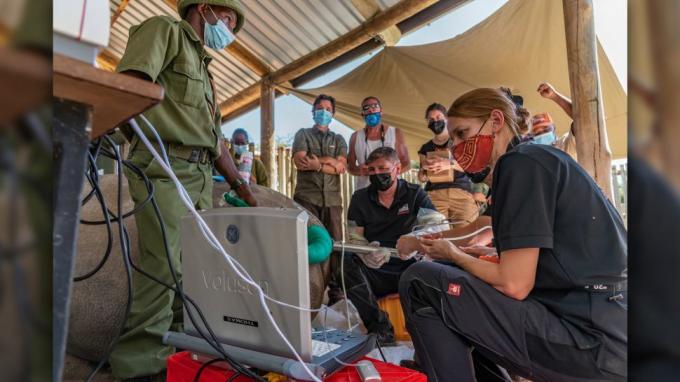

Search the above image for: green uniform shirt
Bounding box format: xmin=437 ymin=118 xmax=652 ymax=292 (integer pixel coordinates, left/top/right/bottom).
xmin=117 ymin=16 xmax=221 ymax=156
xmin=292 ymin=127 xmax=348 ymax=207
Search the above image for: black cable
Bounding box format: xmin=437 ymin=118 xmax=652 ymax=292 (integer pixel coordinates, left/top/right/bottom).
xmin=77 ymin=138 xmax=265 ymax=381
xmin=80 ymin=140 xmax=103 ymax=206
xmin=113 ymin=152 xmax=263 ymax=380
xmin=84 ymin=136 xmax=134 ymax=382
xmin=73 ymin=159 xmax=115 ymax=282
xmin=142 ymin=174 xmax=264 ymax=381
xmin=226 ymin=371 xmax=241 ymax=382
xmin=375 ymin=340 xmax=388 ymax=363
xmin=192 ymin=358 xmax=225 ymax=382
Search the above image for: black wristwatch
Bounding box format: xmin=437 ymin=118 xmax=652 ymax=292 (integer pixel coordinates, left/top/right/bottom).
xmin=230 ymin=177 xmax=247 ymax=190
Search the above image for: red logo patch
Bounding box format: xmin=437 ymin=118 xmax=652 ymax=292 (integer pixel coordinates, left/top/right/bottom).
xmin=447 ymin=283 xmax=461 ymax=297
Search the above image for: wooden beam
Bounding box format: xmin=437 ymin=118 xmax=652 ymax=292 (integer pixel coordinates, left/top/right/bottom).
xmin=226 ymin=41 xmax=273 ymax=77
xmin=163 ymin=0 xmax=273 ymax=78
xmin=260 ymin=80 xmax=276 ymax=187
xmin=351 ymin=0 xmax=402 ymax=46
xmin=562 ymin=0 xmax=613 ymax=199
xmin=111 ymin=0 xmax=131 ymax=27
xmin=220 ymin=0 xmax=438 ymax=119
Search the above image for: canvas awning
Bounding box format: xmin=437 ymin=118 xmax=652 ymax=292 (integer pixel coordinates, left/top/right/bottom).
xmin=290 ymin=0 xmax=627 ymax=159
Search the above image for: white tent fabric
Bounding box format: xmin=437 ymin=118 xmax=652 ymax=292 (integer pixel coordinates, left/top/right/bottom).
xmin=290 ymin=0 xmax=627 ymax=159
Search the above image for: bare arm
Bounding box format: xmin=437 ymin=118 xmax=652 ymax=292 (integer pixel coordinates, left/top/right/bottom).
xmin=537 ymin=82 xmax=573 ymax=119
xmin=552 ymin=94 xmax=573 ymax=119
xmin=418 ymin=154 xmax=428 ymax=182
xmin=395 ymin=128 xmax=411 ymax=173
xmin=347 ymin=133 xmax=365 ymax=176
xmin=421 ymin=238 xmax=539 ymax=300
xmin=319 ymin=156 xmax=347 ymax=175
xmin=214 ymin=142 xmax=257 ymax=206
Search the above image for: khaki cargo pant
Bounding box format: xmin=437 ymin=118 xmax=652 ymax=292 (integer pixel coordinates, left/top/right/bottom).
xmin=428 ymin=187 xmax=479 ymax=225
xmin=109 ymin=149 xmax=213 ymax=379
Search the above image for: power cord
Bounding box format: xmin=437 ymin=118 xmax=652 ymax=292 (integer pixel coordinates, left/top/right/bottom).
xmin=79 ymin=137 xmax=264 ymax=382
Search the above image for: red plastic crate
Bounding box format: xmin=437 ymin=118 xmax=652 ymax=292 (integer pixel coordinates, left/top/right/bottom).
xmin=167 ymin=351 xmax=426 ymax=382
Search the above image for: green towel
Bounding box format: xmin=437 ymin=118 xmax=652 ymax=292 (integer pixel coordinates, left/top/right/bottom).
xmin=223 ymin=192 xmax=250 ymax=207
xmin=307 ymin=225 xmax=333 ymax=264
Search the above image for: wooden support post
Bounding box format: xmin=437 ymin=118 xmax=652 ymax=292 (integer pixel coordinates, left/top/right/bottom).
xmin=277 ymin=145 xmax=285 ymax=194
xmin=562 ymin=0 xmax=613 ymax=199
xmin=260 ymin=79 xmax=276 ymax=189
xmin=285 ymin=147 xmax=293 ymax=196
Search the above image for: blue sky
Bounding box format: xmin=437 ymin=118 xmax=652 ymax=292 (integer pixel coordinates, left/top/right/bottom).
xmin=222 ymin=0 xmax=627 ymax=146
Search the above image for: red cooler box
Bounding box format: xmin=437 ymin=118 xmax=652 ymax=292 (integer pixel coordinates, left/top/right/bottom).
xmin=167 ymin=351 xmax=426 ymax=382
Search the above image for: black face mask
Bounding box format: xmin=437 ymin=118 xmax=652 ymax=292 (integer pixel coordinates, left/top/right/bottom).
xmin=369 ymin=172 xmax=394 ymax=191
xmin=466 ymin=166 xmax=491 ymax=184
xmin=428 ymin=120 xmax=446 ymax=135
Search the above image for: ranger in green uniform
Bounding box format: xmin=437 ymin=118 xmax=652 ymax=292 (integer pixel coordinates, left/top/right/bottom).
xmin=109 ymin=1 xmax=256 ymax=380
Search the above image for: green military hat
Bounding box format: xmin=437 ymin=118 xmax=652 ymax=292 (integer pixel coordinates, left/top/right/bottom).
xmin=177 ymin=0 xmax=245 ymax=34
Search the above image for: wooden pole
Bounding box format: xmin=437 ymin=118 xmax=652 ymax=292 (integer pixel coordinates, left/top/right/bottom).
xmin=562 ymin=0 xmax=613 ymax=199
xmin=260 ymin=79 xmax=276 ymax=189
xmin=220 ymin=0 xmax=438 ymax=119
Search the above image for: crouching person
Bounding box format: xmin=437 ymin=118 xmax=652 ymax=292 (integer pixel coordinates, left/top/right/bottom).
xmin=341 ymin=147 xmax=434 ymax=345
xmin=398 ymin=88 xmax=627 ymax=381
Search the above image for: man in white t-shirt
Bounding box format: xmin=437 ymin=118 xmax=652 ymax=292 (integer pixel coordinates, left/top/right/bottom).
xmin=347 ymin=96 xmax=410 ymax=190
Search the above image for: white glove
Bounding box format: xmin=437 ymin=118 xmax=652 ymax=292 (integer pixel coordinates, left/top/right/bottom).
xmin=359 ymin=241 xmax=391 ymax=269
xmin=348 ymin=231 xmax=370 ymax=246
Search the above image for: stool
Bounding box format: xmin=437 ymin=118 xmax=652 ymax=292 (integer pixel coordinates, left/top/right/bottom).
xmin=377 ymin=294 xmax=411 ymax=342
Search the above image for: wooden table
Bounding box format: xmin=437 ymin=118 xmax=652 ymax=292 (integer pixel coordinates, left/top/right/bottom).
xmin=53 ymin=53 xmax=163 ymax=382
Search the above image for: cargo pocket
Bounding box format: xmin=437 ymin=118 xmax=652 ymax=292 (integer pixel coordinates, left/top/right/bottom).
xmin=170 ymin=60 xmax=204 ymax=108
xmin=525 ymin=321 xmax=604 ymax=379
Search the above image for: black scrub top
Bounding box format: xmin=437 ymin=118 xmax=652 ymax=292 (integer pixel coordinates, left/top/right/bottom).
xmin=348 ymin=179 xmax=434 ymax=249
xmin=491 ymin=144 xmax=627 ymax=338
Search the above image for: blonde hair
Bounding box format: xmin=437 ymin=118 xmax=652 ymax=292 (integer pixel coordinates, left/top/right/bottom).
xmin=447 ymin=88 xmax=530 ymax=136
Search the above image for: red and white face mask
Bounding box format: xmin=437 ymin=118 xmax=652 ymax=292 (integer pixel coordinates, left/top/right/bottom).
xmin=452 ymin=119 xmax=495 ymax=173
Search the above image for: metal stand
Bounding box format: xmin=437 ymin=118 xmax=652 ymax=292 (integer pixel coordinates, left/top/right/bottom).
xmin=53 ymin=99 xmax=92 ymax=382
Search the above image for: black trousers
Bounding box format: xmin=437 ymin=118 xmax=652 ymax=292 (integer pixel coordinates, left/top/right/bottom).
xmin=341 ymin=253 xmax=415 ymax=335
xmin=399 ymin=261 xmax=627 ymax=382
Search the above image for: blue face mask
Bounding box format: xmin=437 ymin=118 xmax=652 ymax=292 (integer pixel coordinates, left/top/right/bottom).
xmin=233 ymin=144 xmax=248 ymax=155
xmin=313 ymin=109 xmax=333 ymax=126
xmin=364 ymin=112 xmax=381 ymax=127
xmin=533 ymin=131 xmax=556 ymax=146
xmin=202 ymin=7 xmax=235 ymax=50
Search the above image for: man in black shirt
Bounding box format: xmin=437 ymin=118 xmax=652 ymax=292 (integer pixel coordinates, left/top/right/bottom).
xmin=398 ymin=88 xmax=626 ymax=381
xmin=342 ymin=147 xmax=434 ymax=344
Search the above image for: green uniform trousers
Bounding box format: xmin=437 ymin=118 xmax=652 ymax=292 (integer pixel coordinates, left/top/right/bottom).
xmin=109 ymin=149 xmax=213 ymax=379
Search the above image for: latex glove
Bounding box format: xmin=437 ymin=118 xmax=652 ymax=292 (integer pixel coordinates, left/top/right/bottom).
xmin=348 ymin=231 xmax=370 ymax=246
xmin=359 ymin=241 xmax=391 ymax=269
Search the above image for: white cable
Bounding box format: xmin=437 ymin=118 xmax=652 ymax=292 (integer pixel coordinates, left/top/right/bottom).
xmin=442 ymin=225 xmax=492 ymax=241
xmin=129 ymin=119 xmax=322 ymax=382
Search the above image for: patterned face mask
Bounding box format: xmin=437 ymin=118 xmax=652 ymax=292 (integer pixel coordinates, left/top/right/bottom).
xmin=452 ymin=119 xmax=495 ymax=173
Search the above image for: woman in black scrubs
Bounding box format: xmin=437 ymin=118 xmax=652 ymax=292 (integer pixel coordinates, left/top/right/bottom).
xmin=397 ymin=88 xmax=627 ymax=381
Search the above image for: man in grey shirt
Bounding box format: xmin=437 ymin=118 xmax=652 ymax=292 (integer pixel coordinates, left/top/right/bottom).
xmin=293 ymin=94 xmax=348 ymax=302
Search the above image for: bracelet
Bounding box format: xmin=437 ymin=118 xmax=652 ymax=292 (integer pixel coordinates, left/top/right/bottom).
xmin=317 ymin=163 xmax=323 ymax=172
xmin=230 ymin=177 xmax=247 ymax=189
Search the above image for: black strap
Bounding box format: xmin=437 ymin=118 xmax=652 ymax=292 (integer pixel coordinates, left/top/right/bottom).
xmin=364 ymin=124 xmax=386 ymax=162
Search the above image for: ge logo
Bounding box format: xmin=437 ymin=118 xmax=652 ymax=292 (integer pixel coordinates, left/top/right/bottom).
xmin=226 ymin=225 xmax=239 ymax=244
